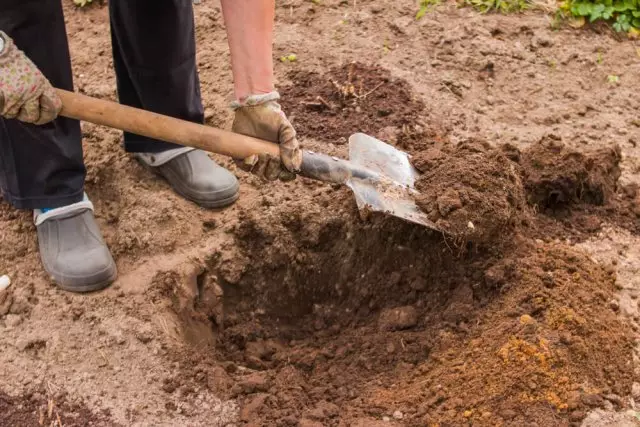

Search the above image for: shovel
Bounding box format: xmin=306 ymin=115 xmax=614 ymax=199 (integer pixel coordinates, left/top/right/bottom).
xmin=56 ymin=89 xmax=439 ymax=231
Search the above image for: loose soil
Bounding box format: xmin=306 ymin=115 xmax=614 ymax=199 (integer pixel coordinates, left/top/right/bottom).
xmin=0 ymin=391 xmax=116 ymax=427
xmin=521 ymin=138 xmax=622 ymax=209
xmin=412 ymin=139 xmax=527 ymax=244
xmin=280 ymin=62 xmax=425 ymax=145
xmin=215 ymin=196 xmax=635 ymax=426
xmin=1 ymin=1 xmax=640 ymax=426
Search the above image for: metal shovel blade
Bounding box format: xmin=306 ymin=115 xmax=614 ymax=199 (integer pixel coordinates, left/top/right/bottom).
xmin=345 ymin=133 xmax=439 ymax=230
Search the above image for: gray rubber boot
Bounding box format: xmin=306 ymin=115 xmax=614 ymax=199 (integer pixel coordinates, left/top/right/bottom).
xmin=136 ymin=148 xmax=240 ymax=208
xmin=34 ymin=196 xmax=117 ymax=293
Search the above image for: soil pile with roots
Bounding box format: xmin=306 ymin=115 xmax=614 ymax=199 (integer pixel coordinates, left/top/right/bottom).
xmin=280 ymin=62 xmax=425 ymax=144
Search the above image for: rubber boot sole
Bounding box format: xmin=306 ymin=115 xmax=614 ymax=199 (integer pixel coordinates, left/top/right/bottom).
xmin=138 ymin=159 xmax=240 ymax=209
xmin=53 ymin=262 xmax=118 ymax=293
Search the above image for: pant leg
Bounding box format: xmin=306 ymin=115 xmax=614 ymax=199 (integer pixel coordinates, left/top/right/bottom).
xmin=109 ymin=0 xmax=204 ymax=153
xmin=0 ymin=0 xmax=85 ymax=210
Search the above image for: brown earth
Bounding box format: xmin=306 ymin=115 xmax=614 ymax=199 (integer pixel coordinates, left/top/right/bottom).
xmin=0 ymin=391 xmax=116 ymax=427
xmin=1 ymin=1 xmax=640 ymax=426
xmin=412 ymin=139 xmax=527 ymax=244
xmin=213 ymin=194 xmax=635 ymax=426
xmin=280 ymin=62 xmax=425 ymax=145
xmin=520 ymin=138 xmax=622 ymax=209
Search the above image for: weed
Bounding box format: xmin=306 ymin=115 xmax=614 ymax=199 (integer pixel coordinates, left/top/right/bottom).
xmin=416 ymin=0 xmax=441 ymax=19
xmin=465 ymin=0 xmax=530 ymax=14
xmin=280 ymin=54 xmax=298 ymax=63
xmin=383 ymin=38 xmax=392 ymax=53
xmin=607 ymin=74 xmax=620 ymax=84
xmin=558 ymin=0 xmax=640 ymax=32
xmin=73 ymin=0 xmax=93 ymax=6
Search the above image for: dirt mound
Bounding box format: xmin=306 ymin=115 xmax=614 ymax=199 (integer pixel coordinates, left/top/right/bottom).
xmin=279 ymin=62 xmax=425 ymax=144
xmin=377 ymin=241 xmax=634 ymax=426
xmin=202 ymin=192 xmax=634 ymax=426
xmin=520 ymin=138 xmax=622 ymax=209
xmin=412 ymin=139 xmax=527 ymax=244
xmin=511 ymin=139 xmax=638 ymax=238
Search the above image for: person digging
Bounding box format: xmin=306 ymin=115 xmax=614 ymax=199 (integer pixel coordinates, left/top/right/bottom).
xmin=0 ymin=0 xmax=301 ymax=293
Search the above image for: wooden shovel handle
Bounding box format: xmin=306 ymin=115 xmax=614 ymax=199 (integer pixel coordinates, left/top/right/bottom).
xmin=56 ymin=89 xmax=280 ymax=159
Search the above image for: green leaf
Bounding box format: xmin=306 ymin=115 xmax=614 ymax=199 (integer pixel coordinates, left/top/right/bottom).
xmin=633 ymin=17 xmax=640 ymax=27
xmin=613 ymin=1 xmax=629 ymax=11
xmin=589 ymin=3 xmax=605 ymax=20
xmin=576 ymin=2 xmax=593 ymax=15
xmin=416 ymin=5 xmax=428 ymax=19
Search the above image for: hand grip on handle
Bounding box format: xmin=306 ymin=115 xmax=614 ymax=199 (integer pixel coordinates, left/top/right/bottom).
xmin=56 ymin=89 xmax=280 ymax=160
xmin=56 ymin=89 xmax=371 ymax=186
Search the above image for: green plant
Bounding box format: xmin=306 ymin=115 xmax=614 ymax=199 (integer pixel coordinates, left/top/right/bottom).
xmin=416 ymin=0 xmax=441 ymax=19
xmin=559 ymin=0 xmax=640 ymax=32
xmin=279 ymin=54 xmax=298 ymax=63
xmin=383 ymin=38 xmax=392 ymax=53
xmin=73 ymin=0 xmax=93 ymax=6
xmin=465 ymin=0 xmax=529 ymax=14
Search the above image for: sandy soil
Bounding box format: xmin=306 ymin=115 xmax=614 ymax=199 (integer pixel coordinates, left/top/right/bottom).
xmin=1 ymin=0 xmax=639 ymax=426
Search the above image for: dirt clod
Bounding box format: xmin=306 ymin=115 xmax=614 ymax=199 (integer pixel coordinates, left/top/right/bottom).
xmin=238 ymin=372 xmax=270 ymax=394
xmin=521 ymin=139 xmax=621 ymax=209
xmin=412 ymin=140 xmax=527 ymax=243
xmin=240 ymin=393 xmax=269 ymax=422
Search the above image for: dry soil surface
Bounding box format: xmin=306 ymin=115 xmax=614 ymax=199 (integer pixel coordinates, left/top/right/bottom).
xmin=1 ymin=1 xmax=640 ymax=426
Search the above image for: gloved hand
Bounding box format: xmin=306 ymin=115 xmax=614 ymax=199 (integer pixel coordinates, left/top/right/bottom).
xmin=0 ymin=31 xmax=61 ymax=125
xmin=231 ymin=92 xmax=302 ymax=182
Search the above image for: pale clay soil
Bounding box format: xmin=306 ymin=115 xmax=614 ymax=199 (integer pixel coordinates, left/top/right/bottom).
xmin=1 ymin=0 xmax=640 ymax=426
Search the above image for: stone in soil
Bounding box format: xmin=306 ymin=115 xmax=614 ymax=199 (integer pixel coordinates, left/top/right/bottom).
xmin=379 ymin=306 xmax=419 ymax=331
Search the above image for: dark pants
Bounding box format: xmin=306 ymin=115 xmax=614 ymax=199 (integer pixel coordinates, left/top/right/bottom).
xmin=0 ymin=0 xmax=204 ymax=209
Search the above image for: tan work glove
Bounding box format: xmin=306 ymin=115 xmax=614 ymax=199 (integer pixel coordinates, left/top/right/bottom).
xmin=231 ymin=92 xmax=302 ymax=182
xmin=0 ymin=31 xmax=62 ymax=125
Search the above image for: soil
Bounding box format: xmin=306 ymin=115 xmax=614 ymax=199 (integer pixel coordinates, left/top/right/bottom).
xmin=412 ymin=139 xmax=527 ymax=243
xmin=216 ymin=198 xmax=635 ymax=426
xmin=279 ymin=62 xmax=425 ymax=145
xmin=0 ymin=391 xmax=116 ymax=427
xmin=520 ymin=138 xmax=622 ymax=209
xmin=1 ymin=1 xmax=640 ymax=426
